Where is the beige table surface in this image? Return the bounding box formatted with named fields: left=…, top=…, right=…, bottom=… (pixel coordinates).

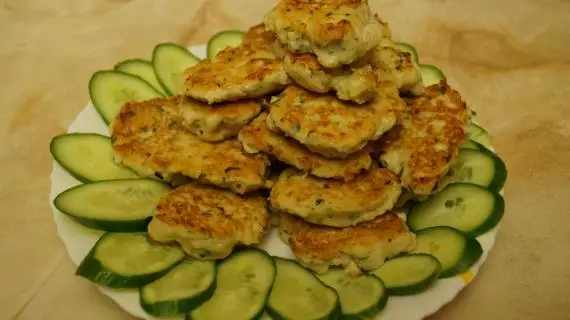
left=1, top=0, right=569, bottom=319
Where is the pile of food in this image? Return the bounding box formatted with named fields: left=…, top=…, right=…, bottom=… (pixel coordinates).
left=49, top=0, right=507, bottom=319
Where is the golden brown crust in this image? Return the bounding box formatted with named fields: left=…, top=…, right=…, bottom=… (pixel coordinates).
left=183, top=24, right=290, bottom=104
left=267, top=82, right=405, bottom=158
left=378, top=82, right=470, bottom=195
left=110, top=97, right=270, bottom=194
left=279, top=212, right=415, bottom=273
left=270, top=167, right=402, bottom=227
left=238, top=112, right=371, bottom=180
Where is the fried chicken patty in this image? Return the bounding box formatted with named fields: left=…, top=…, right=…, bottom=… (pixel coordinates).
left=238, top=112, right=372, bottom=180
left=377, top=81, right=470, bottom=196
left=267, top=82, right=405, bottom=158
left=279, top=212, right=415, bottom=274
left=109, top=97, right=270, bottom=194
left=270, top=167, right=402, bottom=227
left=183, top=24, right=290, bottom=104
left=175, top=95, right=262, bottom=141
left=265, top=0, right=384, bottom=68
left=148, top=183, right=269, bottom=260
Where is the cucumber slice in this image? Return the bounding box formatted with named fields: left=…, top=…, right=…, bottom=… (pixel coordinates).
left=54, top=179, right=171, bottom=232
left=140, top=259, right=216, bottom=317
left=318, top=269, right=387, bottom=319
left=152, top=43, right=200, bottom=95
left=267, top=258, right=340, bottom=320
left=207, top=30, right=245, bottom=58
left=468, top=123, right=493, bottom=148
left=461, top=139, right=483, bottom=150
left=372, top=254, right=441, bottom=296
left=115, top=59, right=168, bottom=96
left=89, top=70, right=163, bottom=124
left=441, top=149, right=507, bottom=192
left=76, top=232, right=185, bottom=288
left=50, top=133, right=138, bottom=183
left=408, top=183, right=505, bottom=237
left=420, top=64, right=446, bottom=86
left=188, top=248, right=276, bottom=320
left=395, top=42, right=419, bottom=65
left=410, top=227, right=482, bottom=278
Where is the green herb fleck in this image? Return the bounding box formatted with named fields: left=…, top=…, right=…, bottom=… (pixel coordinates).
left=315, top=198, right=323, bottom=206
left=445, top=200, right=454, bottom=208
left=348, top=213, right=360, bottom=221
left=292, top=123, right=300, bottom=132
left=455, top=197, right=464, bottom=205
left=203, top=209, right=212, bottom=217
left=199, top=250, right=211, bottom=258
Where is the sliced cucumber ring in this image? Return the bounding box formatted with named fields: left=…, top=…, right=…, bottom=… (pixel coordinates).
left=408, top=183, right=505, bottom=237
left=188, top=248, right=276, bottom=320
left=115, top=59, right=168, bottom=96
left=207, top=30, right=245, bottom=58
left=372, top=254, right=441, bottom=296
left=420, top=64, right=446, bottom=86
left=468, top=123, right=493, bottom=148
left=395, top=42, right=419, bottom=65
left=50, top=133, right=138, bottom=183
left=54, top=179, right=171, bottom=232
left=411, top=227, right=482, bottom=278
left=140, top=259, right=216, bottom=317
left=440, top=148, right=507, bottom=192
left=152, top=43, right=200, bottom=95
left=318, top=269, right=387, bottom=319
left=267, top=258, right=340, bottom=320
left=76, top=232, right=185, bottom=288
left=89, top=70, right=163, bottom=124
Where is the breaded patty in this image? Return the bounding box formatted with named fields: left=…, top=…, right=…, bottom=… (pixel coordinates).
left=183, top=24, right=290, bottom=104
left=265, top=0, right=384, bottom=68
left=175, top=95, right=262, bottom=141
left=370, top=16, right=424, bottom=95
left=279, top=212, right=415, bottom=274
left=270, top=167, right=402, bottom=227
left=276, top=41, right=377, bottom=104
left=267, top=82, right=405, bottom=158
left=110, top=97, right=270, bottom=194
left=238, top=112, right=371, bottom=180
left=377, top=81, right=470, bottom=196
left=148, top=183, right=269, bottom=260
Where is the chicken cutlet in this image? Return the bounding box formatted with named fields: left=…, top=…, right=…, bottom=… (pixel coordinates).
left=377, top=81, right=470, bottom=196
left=238, top=112, right=372, bottom=180
left=148, top=183, right=269, bottom=260
left=273, top=40, right=377, bottom=104
left=109, top=97, right=270, bottom=194
left=265, top=0, right=384, bottom=68
left=267, top=82, right=405, bottom=158
left=183, top=24, right=290, bottom=104
left=279, top=212, right=415, bottom=274
left=270, top=167, right=402, bottom=227
left=174, top=95, right=262, bottom=141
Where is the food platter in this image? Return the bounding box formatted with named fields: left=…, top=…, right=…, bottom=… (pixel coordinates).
left=49, top=41, right=504, bottom=320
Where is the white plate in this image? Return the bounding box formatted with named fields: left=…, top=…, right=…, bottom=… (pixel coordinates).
left=48, top=44, right=501, bottom=320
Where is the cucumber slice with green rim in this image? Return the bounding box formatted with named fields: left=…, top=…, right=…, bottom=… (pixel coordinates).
left=152, top=43, right=200, bottom=95
left=54, top=179, right=171, bottom=232
left=207, top=30, right=245, bottom=58
left=188, top=248, right=276, bottom=320
left=76, top=232, right=185, bottom=288
left=440, top=148, right=507, bottom=192
left=89, top=70, right=163, bottom=124
left=318, top=269, right=387, bottom=319
left=461, top=139, right=483, bottom=150
left=408, top=183, right=505, bottom=237
left=410, top=227, right=483, bottom=278
left=115, top=59, right=168, bottom=96
left=140, top=259, right=216, bottom=317
left=372, top=254, right=441, bottom=296
left=468, top=123, right=493, bottom=148
left=395, top=42, right=419, bottom=65
left=50, top=133, right=138, bottom=183
left=267, top=257, right=340, bottom=320
left=420, top=64, right=446, bottom=86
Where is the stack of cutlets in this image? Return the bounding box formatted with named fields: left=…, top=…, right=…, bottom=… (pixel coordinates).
left=108, top=0, right=470, bottom=274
